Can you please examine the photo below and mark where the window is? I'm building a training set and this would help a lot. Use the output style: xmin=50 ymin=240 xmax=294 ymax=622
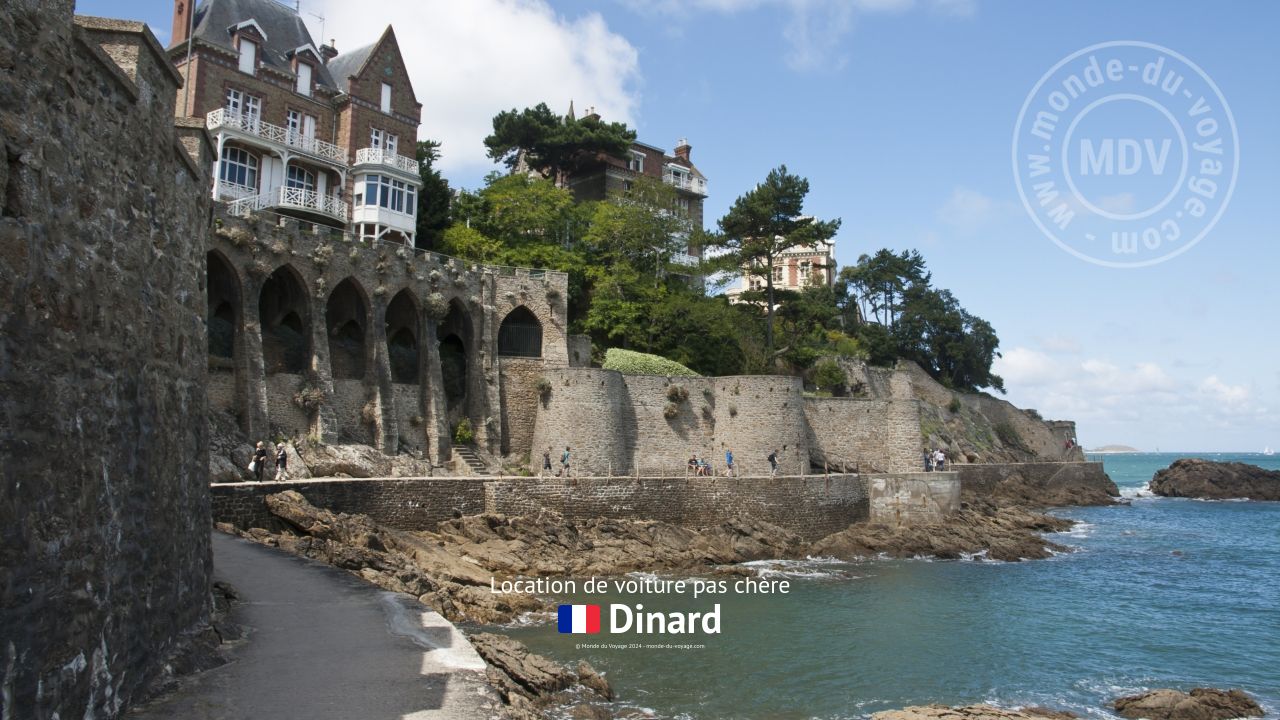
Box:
xmin=668 ymin=167 xmax=688 ymax=188
xmin=370 ymin=128 xmax=398 ymax=153
xmin=357 ymin=174 xmax=415 ymax=215
xmin=380 ymin=83 xmax=392 ymax=113
xmin=799 ymin=260 xmax=812 ymax=285
xmin=219 ymin=146 xmax=258 ymax=189
xmin=773 ymin=264 xmax=783 ymax=282
xmin=225 ymin=89 xmax=261 ymax=122
xmin=296 ymin=62 xmax=312 ymax=96
xmin=238 ymin=39 xmax=256 ymax=75
xmin=303 ymin=114 xmax=316 ymax=139
xmin=286 ymin=165 xmax=315 ymax=192
xmin=286 ymin=110 xmax=302 ymax=138
xmin=675 ymin=197 xmax=691 ymax=216
xmin=627 ymin=151 xmax=644 ymax=173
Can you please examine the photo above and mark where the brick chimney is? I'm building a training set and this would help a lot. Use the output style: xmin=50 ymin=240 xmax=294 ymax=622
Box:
xmin=320 ymin=39 xmax=338 ymax=64
xmin=171 ymin=0 xmax=193 ymax=46
xmin=674 ymin=137 xmax=692 ymax=162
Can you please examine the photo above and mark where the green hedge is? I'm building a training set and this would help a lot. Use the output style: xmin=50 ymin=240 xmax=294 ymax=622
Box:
xmin=602 ymin=348 xmax=700 ymax=377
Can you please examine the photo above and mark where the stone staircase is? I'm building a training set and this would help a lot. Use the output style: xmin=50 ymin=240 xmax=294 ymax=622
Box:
xmin=452 ymin=445 xmax=489 ymax=476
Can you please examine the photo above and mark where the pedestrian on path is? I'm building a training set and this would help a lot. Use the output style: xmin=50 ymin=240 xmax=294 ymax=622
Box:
xmin=559 ymin=446 xmax=571 ymax=477
xmin=274 ymin=443 xmax=289 ymax=482
xmin=725 ymin=449 xmax=735 ymax=477
xmin=542 ymin=447 xmax=553 ymax=477
xmin=768 ymin=449 xmax=779 ymax=478
xmin=250 ymin=441 xmax=268 ymax=482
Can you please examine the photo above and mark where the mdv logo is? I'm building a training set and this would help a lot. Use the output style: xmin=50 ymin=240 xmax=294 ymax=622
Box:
xmin=1079 ymin=138 xmax=1174 ymax=176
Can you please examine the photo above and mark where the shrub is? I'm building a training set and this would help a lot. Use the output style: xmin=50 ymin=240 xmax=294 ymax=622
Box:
xmin=409 ymin=415 xmax=424 ymax=426
xmin=602 ymin=348 xmax=699 ymax=377
xmin=666 ymin=384 xmax=690 ymax=403
xmin=425 ymin=293 xmax=449 ymax=320
xmin=812 ymin=360 xmax=847 ymax=393
xmin=728 ymin=404 xmax=738 ymax=417
xmin=1024 ymin=408 xmax=1043 ymax=421
xmin=292 ymin=372 xmax=327 ymax=412
xmin=361 ymin=400 xmax=379 ymax=425
xmin=701 ymin=405 xmax=713 ymax=420
xmin=948 ymin=396 xmax=962 ymax=414
xmin=662 ymin=402 xmax=679 ymax=420
xmin=453 ymin=417 xmax=474 ymax=445
xmin=993 ymin=421 xmax=1026 ymax=450
xmin=535 ymin=376 xmax=552 ymax=398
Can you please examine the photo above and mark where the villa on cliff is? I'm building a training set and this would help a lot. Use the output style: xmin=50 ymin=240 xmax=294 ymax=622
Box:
xmin=168 ymin=0 xmax=424 ymax=246
xmin=725 ymin=238 xmax=836 ymax=304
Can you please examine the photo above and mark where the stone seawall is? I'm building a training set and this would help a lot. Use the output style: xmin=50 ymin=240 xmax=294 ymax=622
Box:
xmin=211 ymin=474 xmax=875 ymax=542
xmin=485 ymin=475 xmax=869 ymax=542
xmin=868 ymin=472 xmax=961 ymax=526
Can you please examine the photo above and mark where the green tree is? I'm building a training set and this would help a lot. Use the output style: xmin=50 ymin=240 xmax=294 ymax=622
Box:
xmin=839 ymin=249 xmax=930 ymax=330
xmin=483 ymin=102 xmax=636 ymax=184
xmin=712 ymin=165 xmax=840 ymax=363
xmin=414 ymin=140 xmax=451 ymax=249
xmin=893 ymin=285 xmax=1005 ymax=393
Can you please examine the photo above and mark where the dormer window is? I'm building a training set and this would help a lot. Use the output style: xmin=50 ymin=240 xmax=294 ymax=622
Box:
xmin=296 ymin=62 xmax=312 ymax=96
xmin=627 ymin=151 xmax=644 ymax=173
xmin=238 ymin=38 xmax=257 ymax=75
xmin=380 ymin=83 xmax=392 ymax=113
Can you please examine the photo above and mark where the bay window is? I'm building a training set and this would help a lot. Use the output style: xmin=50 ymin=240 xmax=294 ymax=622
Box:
xmin=219 ymin=146 xmax=258 ymax=190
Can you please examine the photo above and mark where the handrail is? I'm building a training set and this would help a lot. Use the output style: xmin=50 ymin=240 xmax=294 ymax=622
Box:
xmin=207 ymin=108 xmax=348 ymax=164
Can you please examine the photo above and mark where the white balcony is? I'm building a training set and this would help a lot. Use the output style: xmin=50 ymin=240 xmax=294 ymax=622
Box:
xmin=354 ymin=147 xmax=420 ymax=178
xmin=670 ymin=252 xmax=700 ymax=266
xmin=228 ymin=186 xmax=348 ymax=223
xmin=663 ymin=171 xmax=707 ymax=196
xmin=207 ymin=108 xmax=348 ymax=166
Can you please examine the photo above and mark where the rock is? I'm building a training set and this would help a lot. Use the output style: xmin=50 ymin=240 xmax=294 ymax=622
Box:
xmin=873 ymin=704 xmax=1076 ymax=720
xmin=1150 ymin=459 xmax=1280 ymax=500
xmin=470 ymin=633 xmax=577 ymax=699
xmin=576 ymin=660 xmax=613 ymax=701
xmin=210 ymin=454 xmax=246 ymax=483
xmin=297 ymin=442 xmax=393 ymax=478
xmin=811 ymin=500 xmax=1073 ymax=561
xmin=979 ymin=467 xmax=1119 ymax=507
xmin=1113 ymin=688 xmax=1264 ymax=720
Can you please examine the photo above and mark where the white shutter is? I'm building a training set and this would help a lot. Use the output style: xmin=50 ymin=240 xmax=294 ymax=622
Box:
xmin=303 ymin=115 xmax=316 ymax=140
xmin=238 ymin=40 xmax=256 ymax=75
xmin=296 ymin=63 xmax=312 ymax=96
xmin=380 ymin=83 xmax=392 ymax=113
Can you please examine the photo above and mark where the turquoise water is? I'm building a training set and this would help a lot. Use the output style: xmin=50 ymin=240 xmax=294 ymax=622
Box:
xmin=492 ymin=453 xmax=1280 ymax=719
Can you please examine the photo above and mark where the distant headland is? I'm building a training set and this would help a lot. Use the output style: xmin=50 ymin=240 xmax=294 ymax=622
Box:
xmin=1089 ymin=445 xmax=1141 ymax=453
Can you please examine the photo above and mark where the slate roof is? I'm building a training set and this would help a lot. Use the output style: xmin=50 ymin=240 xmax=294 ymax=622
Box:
xmin=186 ymin=0 xmax=337 ymax=90
xmin=324 ymin=42 xmax=374 ymax=92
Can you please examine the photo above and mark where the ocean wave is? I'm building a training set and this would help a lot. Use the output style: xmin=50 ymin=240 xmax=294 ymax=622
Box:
xmin=1119 ymin=483 xmax=1156 ymax=499
xmin=741 ymin=558 xmax=857 ymax=579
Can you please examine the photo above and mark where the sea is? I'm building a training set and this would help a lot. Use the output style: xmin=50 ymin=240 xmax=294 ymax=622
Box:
xmin=489 ymin=453 xmax=1280 ymax=719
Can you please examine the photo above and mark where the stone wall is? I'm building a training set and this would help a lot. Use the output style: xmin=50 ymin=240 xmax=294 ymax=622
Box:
xmin=527 ymin=367 xmax=922 ymax=476
xmin=868 ymin=473 xmax=961 ymax=526
xmin=498 ymin=356 xmax=545 ymax=459
xmin=485 ymin=475 xmax=868 ymax=542
xmin=204 ymin=207 xmax=570 ymax=465
xmin=211 ymin=477 xmax=489 ymax=532
xmin=0 ymin=11 xmax=212 ymax=719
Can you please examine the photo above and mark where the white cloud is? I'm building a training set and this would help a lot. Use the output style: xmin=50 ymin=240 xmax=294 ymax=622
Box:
xmin=621 ymin=0 xmax=929 ymax=72
xmin=938 ymin=186 xmax=996 ymax=234
xmin=313 ymin=0 xmax=641 ymax=176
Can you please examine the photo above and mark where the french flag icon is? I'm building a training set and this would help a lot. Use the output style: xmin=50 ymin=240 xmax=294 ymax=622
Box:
xmin=557 ymin=604 xmax=602 ymax=634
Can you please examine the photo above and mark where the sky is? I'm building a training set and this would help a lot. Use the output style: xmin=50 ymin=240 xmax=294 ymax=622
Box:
xmin=83 ymin=0 xmax=1280 ymax=452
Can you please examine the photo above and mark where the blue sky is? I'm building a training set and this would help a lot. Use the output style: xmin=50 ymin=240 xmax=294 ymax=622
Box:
xmin=85 ymin=0 xmax=1279 ymax=451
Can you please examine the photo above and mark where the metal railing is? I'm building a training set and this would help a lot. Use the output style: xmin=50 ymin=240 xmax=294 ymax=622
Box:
xmin=663 ymin=171 xmax=708 ymax=195
xmin=207 ymin=108 xmax=348 ymax=165
xmin=354 ymin=147 xmax=420 ymax=175
xmin=228 ymin=186 xmax=348 ymax=221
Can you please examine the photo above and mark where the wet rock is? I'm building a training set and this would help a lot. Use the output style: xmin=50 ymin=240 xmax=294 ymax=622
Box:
xmin=1113 ymin=688 xmax=1264 ymax=720
xmin=873 ymin=705 xmax=1077 ymax=720
xmin=1150 ymin=459 xmax=1280 ymax=500
xmin=470 ymin=633 xmax=577 ymax=700
xmin=811 ymin=500 xmax=1073 ymax=561
xmin=576 ymin=660 xmax=613 ymax=701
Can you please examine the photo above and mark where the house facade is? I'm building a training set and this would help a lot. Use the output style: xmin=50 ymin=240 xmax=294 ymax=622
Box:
xmin=169 ymin=0 xmax=423 ymax=245
xmin=561 ymin=108 xmax=709 ymax=266
xmin=725 ymin=239 xmax=836 ymax=303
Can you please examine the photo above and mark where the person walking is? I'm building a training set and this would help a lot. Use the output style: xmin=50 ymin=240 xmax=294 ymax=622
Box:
xmin=250 ymin=441 xmax=268 ymax=482
xmin=768 ymin=449 xmax=779 ymax=478
xmin=274 ymin=442 xmax=289 ymax=482
xmin=923 ymin=448 xmax=933 ymax=472
xmin=725 ymin=449 xmax=735 ymax=477
xmin=542 ymin=447 xmax=553 ymax=477
xmin=933 ymin=448 xmax=947 ymax=471
xmin=560 ymin=446 xmax=571 ymax=477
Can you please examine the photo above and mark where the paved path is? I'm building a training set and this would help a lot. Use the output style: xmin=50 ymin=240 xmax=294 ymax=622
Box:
xmin=128 ymin=533 xmax=497 ymax=720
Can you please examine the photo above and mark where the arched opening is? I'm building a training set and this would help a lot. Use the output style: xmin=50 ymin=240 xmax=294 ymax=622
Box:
xmin=206 ymin=251 xmax=240 ymax=368
xmin=498 ymin=306 xmax=543 ymax=358
xmin=386 ymin=289 xmax=420 ymax=383
xmin=437 ymin=299 xmax=471 ymax=410
xmin=326 ymin=278 xmax=368 ymax=380
xmin=259 ymin=265 xmax=310 ymax=374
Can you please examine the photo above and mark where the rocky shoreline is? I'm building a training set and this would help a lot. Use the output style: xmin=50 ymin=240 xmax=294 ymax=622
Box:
xmin=871 ymin=689 xmax=1265 ymax=720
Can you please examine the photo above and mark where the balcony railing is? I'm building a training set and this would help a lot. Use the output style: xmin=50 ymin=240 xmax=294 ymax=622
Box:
xmin=228 ymin=186 xmax=348 ymax=222
xmin=670 ymin=252 xmax=700 ymax=266
xmin=354 ymin=147 xmax=420 ymax=176
xmin=663 ymin=171 xmax=707 ymax=195
xmin=207 ymin=108 xmax=348 ymax=165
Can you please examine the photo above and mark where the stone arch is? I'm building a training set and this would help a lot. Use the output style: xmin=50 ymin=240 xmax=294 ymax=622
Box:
xmin=386 ymin=289 xmax=420 ymax=384
xmin=326 ymin=277 xmax=369 ymax=380
xmin=206 ymin=250 xmax=240 ymax=368
xmin=437 ymin=298 xmax=471 ymax=410
xmin=259 ymin=264 xmax=310 ymax=374
xmin=498 ymin=305 xmax=543 ymax=358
